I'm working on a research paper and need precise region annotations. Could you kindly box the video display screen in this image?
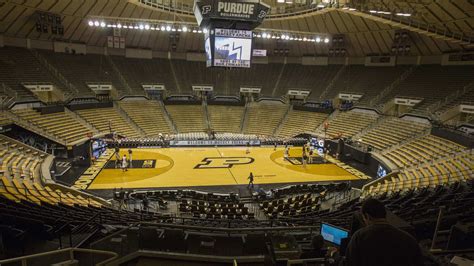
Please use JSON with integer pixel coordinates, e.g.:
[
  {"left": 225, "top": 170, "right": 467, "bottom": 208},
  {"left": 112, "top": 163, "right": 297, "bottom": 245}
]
[
  {"left": 310, "top": 137, "right": 325, "bottom": 156},
  {"left": 377, "top": 165, "right": 387, "bottom": 178},
  {"left": 212, "top": 28, "right": 252, "bottom": 68},
  {"left": 205, "top": 34, "right": 212, "bottom": 67},
  {"left": 321, "top": 223, "right": 349, "bottom": 245}
]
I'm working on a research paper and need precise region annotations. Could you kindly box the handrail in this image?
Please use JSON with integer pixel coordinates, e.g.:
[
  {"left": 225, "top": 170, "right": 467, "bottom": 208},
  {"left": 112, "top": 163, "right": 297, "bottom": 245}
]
[{"left": 0, "top": 247, "right": 118, "bottom": 266}]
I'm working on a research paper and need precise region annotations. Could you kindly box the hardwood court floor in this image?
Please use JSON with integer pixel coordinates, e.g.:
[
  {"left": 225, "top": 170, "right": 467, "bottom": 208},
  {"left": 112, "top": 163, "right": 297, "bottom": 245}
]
[{"left": 88, "top": 147, "right": 362, "bottom": 190}]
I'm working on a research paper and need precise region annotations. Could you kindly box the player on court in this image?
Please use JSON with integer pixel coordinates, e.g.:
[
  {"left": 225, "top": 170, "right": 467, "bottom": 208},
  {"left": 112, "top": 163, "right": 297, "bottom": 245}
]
[
  {"left": 121, "top": 154, "right": 128, "bottom": 172},
  {"left": 246, "top": 142, "right": 250, "bottom": 154},
  {"left": 302, "top": 145, "right": 307, "bottom": 168},
  {"left": 248, "top": 172, "right": 254, "bottom": 189},
  {"left": 308, "top": 146, "right": 314, "bottom": 164},
  {"left": 284, "top": 145, "right": 290, "bottom": 161}
]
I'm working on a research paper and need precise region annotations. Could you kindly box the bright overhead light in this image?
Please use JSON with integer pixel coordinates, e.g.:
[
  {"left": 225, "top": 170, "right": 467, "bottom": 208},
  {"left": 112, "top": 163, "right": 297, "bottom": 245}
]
[
  {"left": 94, "top": 21, "right": 100, "bottom": 27},
  {"left": 324, "top": 37, "right": 330, "bottom": 43},
  {"left": 203, "top": 28, "right": 208, "bottom": 33},
  {"left": 316, "top": 37, "right": 321, "bottom": 43},
  {"left": 150, "top": 27, "right": 156, "bottom": 30},
  {"left": 139, "top": 24, "right": 144, "bottom": 30},
  {"left": 88, "top": 21, "right": 94, "bottom": 26},
  {"left": 277, "top": 0, "right": 284, "bottom": 3},
  {"left": 262, "top": 33, "right": 268, "bottom": 38},
  {"left": 182, "top": 26, "right": 188, "bottom": 32},
  {"left": 256, "top": 34, "right": 261, "bottom": 38},
  {"left": 166, "top": 25, "right": 171, "bottom": 31},
  {"left": 100, "top": 21, "right": 106, "bottom": 27},
  {"left": 192, "top": 29, "right": 197, "bottom": 33},
  {"left": 396, "top": 13, "right": 411, "bottom": 17},
  {"left": 134, "top": 25, "right": 139, "bottom": 29},
  {"left": 117, "top": 23, "right": 122, "bottom": 28},
  {"left": 348, "top": 8, "right": 356, "bottom": 11},
  {"left": 144, "top": 24, "right": 150, "bottom": 30},
  {"left": 197, "top": 30, "right": 202, "bottom": 33},
  {"left": 369, "top": 10, "right": 377, "bottom": 13},
  {"left": 317, "top": 4, "right": 325, "bottom": 8}
]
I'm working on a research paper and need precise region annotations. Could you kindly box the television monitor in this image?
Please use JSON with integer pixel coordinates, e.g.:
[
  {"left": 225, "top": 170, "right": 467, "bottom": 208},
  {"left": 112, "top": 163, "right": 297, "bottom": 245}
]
[
  {"left": 206, "top": 28, "right": 252, "bottom": 68},
  {"left": 377, "top": 165, "right": 387, "bottom": 178},
  {"left": 321, "top": 223, "right": 349, "bottom": 245}
]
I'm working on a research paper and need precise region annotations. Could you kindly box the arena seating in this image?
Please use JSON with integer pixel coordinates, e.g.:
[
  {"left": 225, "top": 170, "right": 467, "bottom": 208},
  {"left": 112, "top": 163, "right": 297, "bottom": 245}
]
[
  {"left": 358, "top": 117, "right": 430, "bottom": 150},
  {"left": 277, "top": 65, "right": 342, "bottom": 98},
  {"left": 379, "top": 65, "right": 474, "bottom": 110},
  {"left": 172, "top": 132, "right": 209, "bottom": 140},
  {"left": 179, "top": 199, "right": 254, "bottom": 220},
  {"left": 172, "top": 60, "right": 226, "bottom": 93},
  {"left": 370, "top": 150, "right": 473, "bottom": 194},
  {"left": 165, "top": 105, "right": 207, "bottom": 133},
  {"left": 0, "top": 111, "right": 10, "bottom": 126},
  {"left": 243, "top": 102, "right": 287, "bottom": 136},
  {"left": 382, "top": 134, "right": 466, "bottom": 168},
  {"left": 215, "top": 133, "right": 257, "bottom": 140},
  {"left": 110, "top": 56, "right": 176, "bottom": 93},
  {"left": 12, "top": 109, "right": 92, "bottom": 144},
  {"left": 0, "top": 47, "right": 61, "bottom": 100},
  {"left": 39, "top": 51, "right": 124, "bottom": 95},
  {"left": 119, "top": 100, "right": 174, "bottom": 136},
  {"left": 277, "top": 109, "right": 328, "bottom": 138},
  {"left": 76, "top": 107, "right": 141, "bottom": 138},
  {"left": 171, "top": 60, "right": 283, "bottom": 96},
  {"left": 436, "top": 85, "right": 474, "bottom": 114},
  {"left": 380, "top": 181, "right": 474, "bottom": 246},
  {"left": 227, "top": 63, "right": 283, "bottom": 96},
  {"left": 325, "top": 66, "right": 409, "bottom": 103},
  {"left": 322, "top": 110, "right": 379, "bottom": 138},
  {"left": 260, "top": 193, "right": 321, "bottom": 219},
  {"left": 207, "top": 105, "right": 244, "bottom": 133},
  {"left": 0, "top": 135, "right": 102, "bottom": 207}
]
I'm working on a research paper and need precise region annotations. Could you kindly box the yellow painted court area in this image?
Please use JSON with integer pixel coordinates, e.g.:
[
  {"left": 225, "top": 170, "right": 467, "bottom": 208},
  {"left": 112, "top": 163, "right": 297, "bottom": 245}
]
[{"left": 88, "top": 147, "right": 361, "bottom": 189}]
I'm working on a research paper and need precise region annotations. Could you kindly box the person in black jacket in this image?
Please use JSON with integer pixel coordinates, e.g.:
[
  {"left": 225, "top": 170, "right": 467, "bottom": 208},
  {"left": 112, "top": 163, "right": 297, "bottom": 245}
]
[{"left": 345, "top": 198, "right": 424, "bottom": 266}]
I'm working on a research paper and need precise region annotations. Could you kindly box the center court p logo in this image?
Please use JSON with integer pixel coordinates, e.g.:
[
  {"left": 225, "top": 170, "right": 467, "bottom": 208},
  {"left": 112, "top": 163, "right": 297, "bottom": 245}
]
[{"left": 194, "top": 157, "right": 254, "bottom": 169}]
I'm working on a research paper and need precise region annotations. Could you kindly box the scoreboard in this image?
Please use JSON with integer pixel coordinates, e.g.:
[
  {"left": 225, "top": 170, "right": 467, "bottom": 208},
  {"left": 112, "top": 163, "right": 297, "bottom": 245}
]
[
  {"left": 206, "top": 28, "right": 252, "bottom": 68},
  {"left": 194, "top": 0, "right": 269, "bottom": 69}
]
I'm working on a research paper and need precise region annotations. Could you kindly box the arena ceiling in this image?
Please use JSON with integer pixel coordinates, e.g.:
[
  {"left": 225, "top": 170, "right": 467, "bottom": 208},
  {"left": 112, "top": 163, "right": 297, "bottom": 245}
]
[{"left": 0, "top": 0, "right": 472, "bottom": 57}]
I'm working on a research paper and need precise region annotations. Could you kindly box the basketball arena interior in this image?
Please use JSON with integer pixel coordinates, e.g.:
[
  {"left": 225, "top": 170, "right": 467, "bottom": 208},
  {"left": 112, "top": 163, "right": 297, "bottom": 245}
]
[{"left": 0, "top": 0, "right": 473, "bottom": 265}]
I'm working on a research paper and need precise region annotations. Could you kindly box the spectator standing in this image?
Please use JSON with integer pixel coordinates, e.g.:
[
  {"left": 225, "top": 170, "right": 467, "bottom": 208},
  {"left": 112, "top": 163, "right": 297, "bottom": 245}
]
[{"left": 345, "top": 198, "right": 423, "bottom": 266}]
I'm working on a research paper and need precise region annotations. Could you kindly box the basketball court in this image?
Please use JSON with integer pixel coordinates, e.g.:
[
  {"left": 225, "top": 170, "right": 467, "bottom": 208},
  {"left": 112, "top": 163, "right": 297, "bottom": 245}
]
[{"left": 83, "top": 147, "right": 364, "bottom": 190}]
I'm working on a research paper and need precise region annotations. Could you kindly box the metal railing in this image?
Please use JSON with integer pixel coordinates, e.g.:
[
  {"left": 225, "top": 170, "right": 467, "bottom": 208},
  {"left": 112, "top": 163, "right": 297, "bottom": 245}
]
[{"left": 0, "top": 247, "right": 118, "bottom": 266}]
